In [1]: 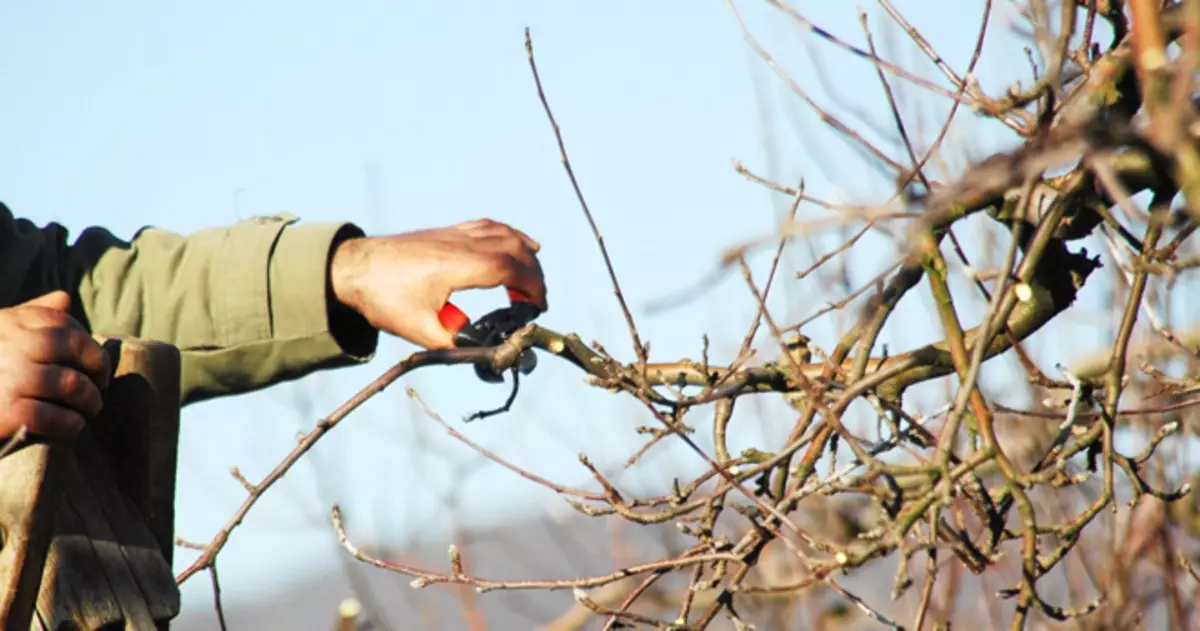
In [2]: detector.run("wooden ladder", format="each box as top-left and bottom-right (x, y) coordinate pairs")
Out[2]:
(0, 337), (183, 630)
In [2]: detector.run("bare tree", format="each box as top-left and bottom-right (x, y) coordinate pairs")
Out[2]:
(172, 1), (1200, 629)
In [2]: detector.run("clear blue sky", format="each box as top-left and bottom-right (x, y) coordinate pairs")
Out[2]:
(2, 0), (1120, 621)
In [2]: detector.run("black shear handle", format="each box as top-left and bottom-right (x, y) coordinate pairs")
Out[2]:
(436, 289), (541, 383)
(437, 288), (537, 341)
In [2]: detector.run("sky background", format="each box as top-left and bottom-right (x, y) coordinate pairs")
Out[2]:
(0, 0), (1150, 625)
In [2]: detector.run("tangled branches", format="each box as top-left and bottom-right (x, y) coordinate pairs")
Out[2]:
(180, 2), (1200, 630)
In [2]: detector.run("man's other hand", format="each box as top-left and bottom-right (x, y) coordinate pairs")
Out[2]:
(329, 219), (547, 349)
(0, 291), (111, 440)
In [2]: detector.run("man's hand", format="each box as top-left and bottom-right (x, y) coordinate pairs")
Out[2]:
(0, 291), (112, 440)
(329, 219), (548, 349)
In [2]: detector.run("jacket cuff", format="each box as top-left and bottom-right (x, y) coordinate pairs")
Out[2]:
(267, 219), (379, 363)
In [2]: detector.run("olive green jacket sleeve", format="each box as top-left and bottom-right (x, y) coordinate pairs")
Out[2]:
(0, 202), (379, 405)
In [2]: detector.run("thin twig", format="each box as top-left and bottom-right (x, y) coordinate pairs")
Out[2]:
(525, 28), (646, 365)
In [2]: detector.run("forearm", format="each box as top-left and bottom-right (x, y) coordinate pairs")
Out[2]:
(0, 203), (379, 404)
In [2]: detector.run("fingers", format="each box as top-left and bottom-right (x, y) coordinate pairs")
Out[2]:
(14, 323), (111, 389)
(510, 227), (541, 253)
(353, 220), (549, 350)
(4, 398), (86, 438)
(13, 364), (105, 418)
(0, 291), (107, 440)
(498, 256), (548, 311)
(457, 227), (548, 311)
(452, 250), (547, 311)
(457, 218), (542, 252)
(24, 290), (72, 312)
(9, 304), (111, 390)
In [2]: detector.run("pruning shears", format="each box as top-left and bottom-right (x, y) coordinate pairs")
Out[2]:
(437, 288), (542, 383)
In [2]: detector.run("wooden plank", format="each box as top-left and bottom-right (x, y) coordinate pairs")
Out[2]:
(0, 336), (183, 631)
(41, 455), (160, 628)
(90, 337), (181, 569)
(35, 487), (123, 628)
(0, 437), (69, 628)
(72, 433), (178, 621)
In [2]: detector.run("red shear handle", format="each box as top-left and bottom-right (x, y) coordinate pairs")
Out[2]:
(437, 302), (470, 334)
(505, 288), (535, 305)
(437, 288), (538, 335)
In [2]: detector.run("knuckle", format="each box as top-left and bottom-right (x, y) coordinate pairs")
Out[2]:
(494, 234), (527, 256)
(35, 306), (69, 325)
(58, 368), (82, 396)
(34, 327), (72, 356)
(459, 218), (496, 229)
(70, 329), (96, 356)
(48, 324), (73, 346)
(26, 329), (57, 353)
(492, 252), (521, 271)
(510, 244), (536, 266)
(25, 309), (72, 333)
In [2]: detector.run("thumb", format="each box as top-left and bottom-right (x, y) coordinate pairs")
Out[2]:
(24, 290), (71, 312)
(410, 310), (457, 350)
